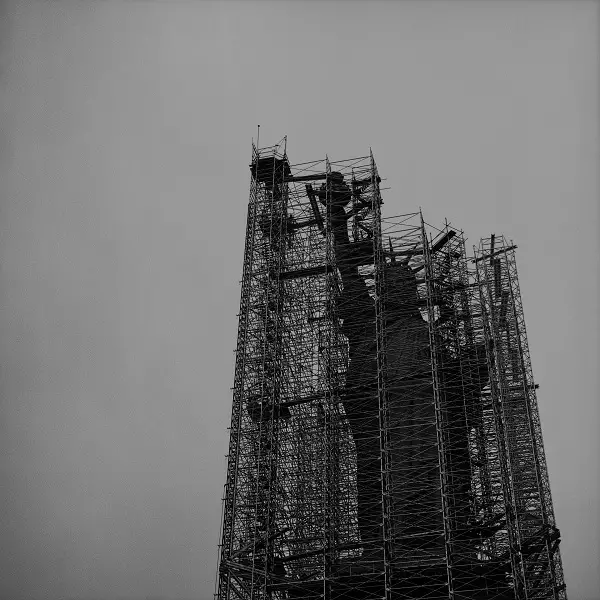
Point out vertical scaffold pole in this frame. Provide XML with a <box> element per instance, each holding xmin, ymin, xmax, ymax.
<box><xmin>371</xmin><ymin>150</ymin><xmax>393</xmax><ymax>598</ymax></box>
<box><xmin>421</xmin><ymin>214</ymin><xmax>455</xmax><ymax>599</ymax></box>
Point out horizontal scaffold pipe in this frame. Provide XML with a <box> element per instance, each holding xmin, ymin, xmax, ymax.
<box><xmin>472</xmin><ymin>245</ymin><xmax>518</xmax><ymax>263</ymax></box>
<box><xmin>273</xmin><ymin>265</ymin><xmax>334</xmax><ymax>280</ymax></box>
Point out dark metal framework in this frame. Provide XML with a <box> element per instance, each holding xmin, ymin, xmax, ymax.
<box><xmin>215</xmin><ymin>140</ymin><xmax>567</xmax><ymax>600</ymax></box>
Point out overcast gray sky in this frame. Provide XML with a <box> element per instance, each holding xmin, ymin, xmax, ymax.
<box><xmin>0</xmin><ymin>1</ymin><xmax>598</xmax><ymax>599</ymax></box>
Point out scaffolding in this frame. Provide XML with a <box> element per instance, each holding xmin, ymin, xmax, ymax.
<box><xmin>215</xmin><ymin>140</ymin><xmax>567</xmax><ymax>600</ymax></box>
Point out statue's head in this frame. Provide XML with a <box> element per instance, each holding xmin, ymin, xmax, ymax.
<box><xmin>383</xmin><ymin>261</ymin><xmax>420</xmax><ymax>317</ymax></box>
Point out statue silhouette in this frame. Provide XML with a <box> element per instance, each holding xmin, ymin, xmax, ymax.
<box><xmin>325</xmin><ymin>173</ymin><xmax>490</xmax><ymax>559</ymax></box>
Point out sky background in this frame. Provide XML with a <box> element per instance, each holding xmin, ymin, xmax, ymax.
<box><xmin>0</xmin><ymin>1</ymin><xmax>598</xmax><ymax>599</ymax></box>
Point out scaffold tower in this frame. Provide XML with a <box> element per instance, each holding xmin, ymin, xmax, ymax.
<box><xmin>215</xmin><ymin>139</ymin><xmax>567</xmax><ymax>600</ymax></box>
